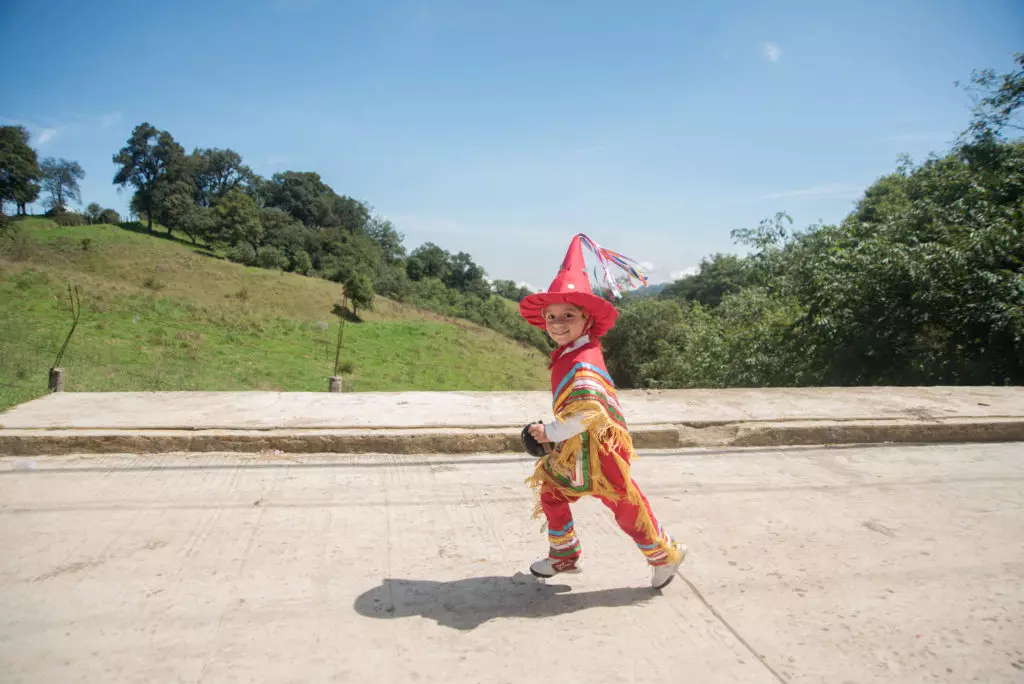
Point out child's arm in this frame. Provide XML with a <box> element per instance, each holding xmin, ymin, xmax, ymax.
<box><xmin>530</xmin><ymin>414</ymin><xmax>586</xmax><ymax>443</ymax></box>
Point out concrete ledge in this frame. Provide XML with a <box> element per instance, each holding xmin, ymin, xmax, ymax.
<box><xmin>2</xmin><ymin>417</ymin><xmax>1021</xmax><ymax>456</ymax></box>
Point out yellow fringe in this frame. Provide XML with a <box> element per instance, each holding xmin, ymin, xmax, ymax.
<box><xmin>525</xmin><ymin>399</ymin><xmax>663</xmax><ymax>548</ymax></box>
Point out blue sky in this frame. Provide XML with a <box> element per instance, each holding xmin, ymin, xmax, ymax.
<box><xmin>3</xmin><ymin>0</ymin><xmax>1021</xmax><ymax>289</ymax></box>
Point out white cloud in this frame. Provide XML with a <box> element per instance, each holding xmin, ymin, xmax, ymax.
<box><xmin>34</xmin><ymin>128</ymin><xmax>58</xmax><ymax>146</ymax></box>
<box><xmin>639</xmin><ymin>261</ymin><xmax>655</xmax><ymax>273</ymax></box>
<box><xmin>517</xmin><ymin>281</ymin><xmax>538</xmax><ymax>293</ymax></box>
<box><xmin>756</xmin><ymin>183</ymin><xmax>862</xmax><ymax>201</ymax></box>
<box><xmin>762</xmin><ymin>42</ymin><xmax>782</xmax><ymax>62</ymax></box>
<box><xmin>670</xmin><ymin>266</ymin><xmax>699</xmax><ymax>280</ymax></box>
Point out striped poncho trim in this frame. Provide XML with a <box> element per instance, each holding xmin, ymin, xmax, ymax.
<box><xmin>527</xmin><ymin>354</ymin><xmax>662</xmax><ymax>546</ymax></box>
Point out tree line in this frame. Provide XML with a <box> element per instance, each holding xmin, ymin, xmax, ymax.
<box><xmin>603</xmin><ymin>54</ymin><xmax>1024</xmax><ymax>388</ymax></box>
<box><xmin>0</xmin><ymin>121</ymin><xmax>548</xmax><ymax>350</ymax></box>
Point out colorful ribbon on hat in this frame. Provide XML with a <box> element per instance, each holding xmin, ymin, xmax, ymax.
<box><xmin>578</xmin><ymin>234</ymin><xmax>649</xmax><ymax>299</ymax></box>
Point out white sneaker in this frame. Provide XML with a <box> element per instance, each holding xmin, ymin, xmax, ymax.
<box><xmin>529</xmin><ymin>556</ymin><xmax>582</xmax><ymax>578</ymax></box>
<box><xmin>651</xmin><ymin>544</ymin><xmax>687</xmax><ymax>589</ymax></box>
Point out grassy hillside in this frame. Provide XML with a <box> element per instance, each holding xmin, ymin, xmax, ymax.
<box><xmin>0</xmin><ymin>218</ymin><xmax>549</xmax><ymax>410</ymax></box>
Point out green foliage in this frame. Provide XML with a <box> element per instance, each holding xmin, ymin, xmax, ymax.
<box><xmin>603</xmin><ymin>299</ymin><xmax>687</xmax><ymax>388</ymax></box>
<box><xmin>263</xmin><ymin>171</ymin><xmax>368</xmax><ymax>230</ymax></box>
<box><xmin>98</xmin><ymin>208</ymin><xmax>121</xmax><ymax>224</ymax></box>
<box><xmin>112</xmin><ymin>123</ymin><xmax>186</xmax><ymax>232</ymax></box>
<box><xmin>85</xmin><ymin>202</ymin><xmax>103</xmax><ymax>224</ymax></box>
<box><xmin>215</xmin><ymin>188</ymin><xmax>263</xmax><ymax>251</ymax></box>
<box><xmin>608</xmin><ymin>141</ymin><xmax>1024</xmax><ymax>388</ymax></box>
<box><xmin>257</xmin><ymin>244</ymin><xmax>289</xmax><ymax>270</ymax></box>
<box><xmin>291</xmin><ymin>249</ymin><xmax>313</xmax><ymax>275</ymax></box>
<box><xmin>50</xmin><ymin>211</ymin><xmax>86</xmax><ymax>227</ymax></box>
<box><xmin>227</xmin><ymin>242</ymin><xmax>257</xmax><ymax>266</ymax></box>
<box><xmin>344</xmin><ymin>272</ymin><xmax>375</xmax><ymax>315</ymax></box>
<box><xmin>192</xmin><ymin>147</ymin><xmax>254</xmax><ymax>207</ymax></box>
<box><xmin>153</xmin><ymin>178</ymin><xmax>207</xmax><ymax>243</ymax></box>
<box><xmin>406</xmin><ymin>242</ymin><xmax>450</xmax><ymax>281</ymax></box>
<box><xmin>958</xmin><ymin>52</ymin><xmax>1024</xmax><ymax>140</ymax></box>
<box><xmin>659</xmin><ymin>253</ymin><xmax>752</xmax><ymax>307</ymax></box>
<box><xmin>491</xmin><ymin>279</ymin><xmax>532</xmax><ymax>302</ymax></box>
<box><xmin>0</xmin><ymin>125</ymin><xmax>42</xmax><ymax>215</ymax></box>
<box><xmin>365</xmin><ymin>217</ymin><xmax>406</xmax><ymax>264</ymax></box>
<box><xmin>40</xmin><ymin>157</ymin><xmax>85</xmax><ymax>211</ymax></box>
<box><xmin>400</xmin><ymin>276</ymin><xmax>551</xmax><ymax>351</ymax></box>
<box><xmin>0</xmin><ymin>226</ymin><xmax>550</xmax><ymax>410</ymax></box>
<box><xmin>639</xmin><ymin>289</ymin><xmax>803</xmax><ymax>388</ymax></box>
<box><xmin>605</xmin><ymin>55</ymin><xmax>1024</xmax><ymax>389</ymax></box>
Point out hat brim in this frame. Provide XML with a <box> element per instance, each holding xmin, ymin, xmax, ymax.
<box><xmin>519</xmin><ymin>291</ymin><xmax>619</xmax><ymax>338</ymax></box>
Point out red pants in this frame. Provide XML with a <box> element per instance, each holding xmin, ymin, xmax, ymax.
<box><xmin>541</xmin><ymin>450</ymin><xmax>676</xmax><ymax>566</ymax></box>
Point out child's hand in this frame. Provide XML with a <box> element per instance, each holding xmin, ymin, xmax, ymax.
<box><xmin>528</xmin><ymin>423</ymin><xmax>551</xmax><ymax>443</ymax></box>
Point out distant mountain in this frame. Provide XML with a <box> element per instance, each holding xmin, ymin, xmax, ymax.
<box><xmin>625</xmin><ymin>283</ymin><xmax>668</xmax><ymax>299</ymax></box>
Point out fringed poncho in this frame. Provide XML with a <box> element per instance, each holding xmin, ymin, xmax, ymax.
<box><xmin>526</xmin><ymin>338</ymin><xmax>661</xmax><ymax>542</ymax></box>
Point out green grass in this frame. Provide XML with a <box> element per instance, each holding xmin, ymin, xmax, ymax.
<box><xmin>0</xmin><ymin>218</ymin><xmax>549</xmax><ymax>410</ymax></box>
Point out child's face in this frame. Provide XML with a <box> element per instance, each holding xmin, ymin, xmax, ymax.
<box><xmin>543</xmin><ymin>303</ymin><xmax>587</xmax><ymax>346</ymax></box>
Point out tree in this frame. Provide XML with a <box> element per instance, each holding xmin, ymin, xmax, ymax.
<box><xmin>155</xmin><ymin>182</ymin><xmax>214</xmax><ymax>245</ymax></box>
<box><xmin>344</xmin><ymin>272</ymin><xmax>375</xmax><ymax>316</ymax></box>
<box><xmin>602</xmin><ymin>299</ymin><xmax>687</xmax><ymax>388</ymax></box>
<box><xmin>406</xmin><ymin>242</ymin><xmax>451</xmax><ymax>281</ymax></box>
<box><xmin>324</xmin><ymin>229</ymin><xmax>384</xmax><ymax>285</ymax></box>
<box><xmin>84</xmin><ymin>202</ymin><xmax>103</xmax><ymax>224</ymax></box>
<box><xmin>259</xmin><ymin>206</ymin><xmax>307</xmax><ymax>260</ymax></box>
<box><xmin>318</xmin><ymin>192</ymin><xmax>369</xmax><ymax>232</ymax></box>
<box><xmin>0</xmin><ymin>125</ymin><xmax>41</xmax><ymax>216</ymax></box>
<box><xmin>98</xmin><ymin>208</ymin><xmax>121</xmax><ymax>224</ymax></box>
<box><xmin>958</xmin><ymin>52</ymin><xmax>1024</xmax><ymax>140</ymax></box>
<box><xmin>444</xmin><ymin>251</ymin><xmax>488</xmax><ymax>295</ymax></box>
<box><xmin>365</xmin><ymin>216</ymin><xmax>406</xmax><ymax>264</ymax></box>
<box><xmin>40</xmin><ymin>157</ymin><xmax>85</xmax><ymax>211</ymax></box>
<box><xmin>112</xmin><ymin>123</ymin><xmax>186</xmax><ymax>232</ymax></box>
<box><xmin>192</xmin><ymin>148</ymin><xmax>254</xmax><ymax>207</ymax></box>
<box><xmin>264</xmin><ymin>171</ymin><xmax>334</xmax><ymax>227</ymax></box>
<box><xmin>660</xmin><ymin>253</ymin><xmax>751</xmax><ymax>307</ymax></box>
<box><xmin>214</xmin><ymin>189</ymin><xmax>263</xmax><ymax>254</ymax></box>
<box><xmin>491</xmin><ymin>279</ymin><xmax>531</xmax><ymax>301</ymax></box>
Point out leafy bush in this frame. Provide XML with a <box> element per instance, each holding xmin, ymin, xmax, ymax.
<box><xmin>290</xmin><ymin>249</ymin><xmax>313</xmax><ymax>275</ymax></box>
<box><xmin>257</xmin><ymin>245</ymin><xmax>289</xmax><ymax>270</ymax></box>
<box><xmin>51</xmin><ymin>211</ymin><xmax>86</xmax><ymax>226</ymax></box>
<box><xmin>98</xmin><ymin>208</ymin><xmax>121</xmax><ymax>224</ymax></box>
<box><xmin>227</xmin><ymin>243</ymin><xmax>257</xmax><ymax>266</ymax></box>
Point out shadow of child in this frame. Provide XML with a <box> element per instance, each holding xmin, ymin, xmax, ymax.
<box><xmin>353</xmin><ymin>572</ymin><xmax>658</xmax><ymax>631</ymax></box>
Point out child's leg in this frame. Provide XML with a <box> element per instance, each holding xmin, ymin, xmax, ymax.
<box><xmin>541</xmin><ymin>486</ymin><xmax>581</xmax><ymax>562</ymax></box>
<box><xmin>597</xmin><ymin>451</ymin><xmax>682</xmax><ymax>568</ymax></box>
<box><xmin>597</xmin><ymin>481</ymin><xmax>680</xmax><ymax>566</ymax></box>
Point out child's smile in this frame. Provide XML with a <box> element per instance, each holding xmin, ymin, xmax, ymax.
<box><xmin>544</xmin><ymin>303</ymin><xmax>587</xmax><ymax>345</ymax></box>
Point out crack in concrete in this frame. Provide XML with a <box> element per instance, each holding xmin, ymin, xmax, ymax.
<box><xmin>680</xmin><ymin>572</ymin><xmax>789</xmax><ymax>684</ymax></box>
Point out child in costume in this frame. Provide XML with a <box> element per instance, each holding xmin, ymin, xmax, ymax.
<box><xmin>518</xmin><ymin>234</ymin><xmax>687</xmax><ymax>590</ymax></box>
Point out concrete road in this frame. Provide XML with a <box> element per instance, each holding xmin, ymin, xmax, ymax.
<box><xmin>1</xmin><ymin>444</ymin><xmax>1022</xmax><ymax>684</ymax></box>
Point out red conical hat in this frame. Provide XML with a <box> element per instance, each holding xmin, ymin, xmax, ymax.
<box><xmin>519</xmin><ymin>234</ymin><xmax>647</xmax><ymax>338</ymax></box>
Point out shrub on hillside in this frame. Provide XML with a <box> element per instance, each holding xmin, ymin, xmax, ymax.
<box><xmin>50</xmin><ymin>211</ymin><xmax>86</xmax><ymax>227</ymax></box>
<box><xmin>98</xmin><ymin>209</ymin><xmax>121</xmax><ymax>224</ymax></box>
<box><xmin>257</xmin><ymin>245</ymin><xmax>289</xmax><ymax>270</ymax></box>
<box><xmin>290</xmin><ymin>249</ymin><xmax>313</xmax><ymax>275</ymax></box>
<box><xmin>227</xmin><ymin>243</ymin><xmax>257</xmax><ymax>266</ymax></box>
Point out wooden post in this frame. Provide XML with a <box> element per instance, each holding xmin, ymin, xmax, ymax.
<box><xmin>48</xmin><ymin>367</ymin><xmax>65</xmax><ymax>392</ymax></box>
<box><xmin>329</xmin><ymin>376</ymin><xmax>343</xmax><ymax>393</ymax></box>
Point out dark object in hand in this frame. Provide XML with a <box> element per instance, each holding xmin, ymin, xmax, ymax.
<box><xmin>521</xmin><ymin>422</ymin><xmax>550</xmax><ymax>458</ymax></box>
